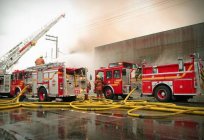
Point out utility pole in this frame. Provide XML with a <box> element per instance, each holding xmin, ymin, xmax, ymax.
<box><xmin>51</xmin><ymin>48</ymin><xmax>53</xmax><ymax>62</ymax></box>
<box><xmin>45</xmin><ymin>52</ymin><xmax>48</xmax><ymax>62</ymax></box>
<box><xmin>45</xmin><ymin>35</ymin><xmax>58</xmax><ymax>59</ymax></box>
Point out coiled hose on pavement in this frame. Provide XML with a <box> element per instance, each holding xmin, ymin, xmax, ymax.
<box><xmin>0</xmin><ymin>86</ymin><xmax>204</xmax><ymax>118</ymax></box>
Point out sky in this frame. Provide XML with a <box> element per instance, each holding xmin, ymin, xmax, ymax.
<box><xmin>0</xmin><ymin>0</ymin><xmax>204</xmax><ymax>74</ymax></box>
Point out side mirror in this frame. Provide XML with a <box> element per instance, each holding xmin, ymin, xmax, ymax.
<box><xmin>90</xmin><ymin>74</ymin><xmax>92</xmax><ymax>81</ymax></box>
<box><xmin>11</xmin><ymin>75</ymin><xmax>14</xmax><ymax>80</ymax></box>
<box><xmin>178</xmin><ymin>58</ymin><xmax>184</xmax><ymax>71</ymax></box>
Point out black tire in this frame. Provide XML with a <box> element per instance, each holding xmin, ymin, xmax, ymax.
<box><xmin>104</xmin><ymin>87</ymin><xmax>114</xmax><ymax>99</ymax></box>
<box><xmin>154</xmin><ymin>85</ymin><xmax>171</xmax><ymax>102</ymax></box>
<box><xmin>121</xmin><ymin>95</ymin><xmax>127</xmax><ymax>99</ymax></box>
<box><xmin>38</xmin><ymin>87</ymin><xmax>48</xmax><ymax>102</ymax></box>
<box><xmin>63</xmin><ymin>96</ymin><xmax>76</xmax><ymax>102</ymax></box>
<box><xmin>70</xmin><ymin>96</ymin><xmax>76</xmax><ymax>101</ymax></box>
<box><xmin>8</xmin><ymin>94</ymin><xmax>13</xmax><ymax>98</ymax></box>
<box><xmin>14</xmin><ymin>89</ymin><xmax>20</xmax><ymax>98</ymax></box>
<box><xmin>173</xmin><ymin>96</ymin><xmax>192</xmax><ymax>102</ymax></box>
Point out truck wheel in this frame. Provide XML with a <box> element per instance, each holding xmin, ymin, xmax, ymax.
<box><xmin>154</xmin><ymin>85</ymin><xmax>171</xmax><ymax>102</ymax></box>
<box><xmin>104</xmin><ymin>87</ymin><xmax>114</xmax><ymax>99</ymax></box>
<box><xmin>173</xmin><ymin>96</ymin><xmax>192</xmax><ymax>102</ymax></box>
<box><xmin>121</xmin><ymin>95</ymin><xmax>127</xmax><ymax>99</ymax></box>
<box><xmin>14</xmin><ymin>89</ymin><xmax>20</xmax><ymax>97</ymax></box>
<box><xmin>38</xmin><ymin>88</ymin><xmax>48</xmax><ymax>102</ymax></box>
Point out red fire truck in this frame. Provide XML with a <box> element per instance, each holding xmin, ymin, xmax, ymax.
<box><xmin>141</xmin><ymin>54</ymin><xmax>203</xmax><ymax>102</ymax></box>
<box><xmin>10</xmin><ymin>62</ymin><xmax>89</xmax><ymax>101</ymax></box>
<box><xmin>95</xmin><ymin>54</ymin><xmax>203</xmax><ymax>102</ymax></box>
<box><xmin>95</xmin><ymin>62</ymin><xmax>138</xmax><ymax>99</ymax></box>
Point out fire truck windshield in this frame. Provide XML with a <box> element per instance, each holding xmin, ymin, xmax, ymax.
<box><xmin>109</xmin><ymin>62</ymin><xmax>137</xmax><ymax>69</ymax></box>
<box><xmin>66</xmin><ymin>68</ymin><xmax>86</xmax><ymax>76</ymax></box>
<box><xmin>75</xmin><ymin>68</ymin><xmax>86</xmax><ymax>76</ymax></box>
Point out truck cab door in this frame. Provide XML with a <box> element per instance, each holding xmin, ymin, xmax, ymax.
<box><xmin>112</xmin><ymin>69</ymin><xmax>122</xmax><ymax>94</ymax></box>
<box><xmin>105</xmin><ymin>70</ymin><xmax>113</xmax><ymax>85</ymax></box>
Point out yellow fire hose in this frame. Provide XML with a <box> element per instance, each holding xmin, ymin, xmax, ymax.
<box><xmin>0</xmin><ymin>86</ymin><xmax>204</xmax><ymax>118</ymax></box>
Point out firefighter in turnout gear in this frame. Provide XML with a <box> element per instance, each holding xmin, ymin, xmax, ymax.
<box><xmin>95</xmin><ymin>75</ymin><xmax>104</xmax><ymax>99</ymax></box>
<box><xmin>35</xmin><ymin>56</ymin><xmax>45</xmax><ymax>66</ymax></box>
<box><xmin>84</xmin><ymin>80</ymin><xmax>91</xmax><ymax>100</ymax></box>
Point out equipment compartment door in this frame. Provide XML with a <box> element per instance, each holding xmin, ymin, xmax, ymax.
<box><xmin>32</xmin><ymin>73</ymin><xmax>37</xmax><ymax>94</ymax></box>
<box><xmin>49</xmin><ymin>71</ymin><xmax>58</xmax><ymax>95</ymax></box>
<box><xmin>0</xmin><ymin>75</ymin><xmax>11</xmax><ymax>93</ymax></box>
<box><xmin>0</xmin><ymin>75</ymin><xmax>4</xmax><ymax>92</ymax></box>
<box><xmin>174</xmin><ymin>79</ymin><xmax>195</xmax><ymax>94</ymax></box>
<box><xmin>4</xmin><ymin>75</ymin><xmax>11</xmax><ymax>93</ymax></box>
<box><xmin>37</xmin><ymin>69</ymin><xmax>43</xmax><ymax>84</ymax></box>
<box><xmin>66</xmin><ymin>74</ymin><xmax>75</xmax><ymax>96</ymax></box>
<box><xmin>122</xmin><ymin>69</ymin><xmax>131</xmax><ymax>94</ymax></box>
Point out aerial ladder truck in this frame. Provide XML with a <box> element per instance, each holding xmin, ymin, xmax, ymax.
<box><xmin>0</xmin><ymin>14</ymin><xmax>65</xmax><ymax>96</ymax></box>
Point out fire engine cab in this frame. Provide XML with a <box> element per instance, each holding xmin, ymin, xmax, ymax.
<box><xmin>141</xmin><ymin>54</ymin><xmax>204</xmax><ymax>102</ymax></box>
<box><xmin>95</xmin><ymin>62</ymin><xmax>138</xmax><ymax>99</ymax></box>
<box><xmin>10</xmin><ymin>69</ymin><xmax>32</xmax><ymax>97</ymax></box>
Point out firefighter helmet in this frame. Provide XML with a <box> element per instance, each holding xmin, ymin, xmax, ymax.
<box><xmin>96</xmin><ymin>75</ymin><xmax>101</xmax><ymax>79</ymax></box>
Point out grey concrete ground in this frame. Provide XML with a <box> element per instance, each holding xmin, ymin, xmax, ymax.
<box><xmin>0</xmin><ymin>91</ymin><xmax>204</xmax><ymax>140</ymax></box>
<box><xmin>0</xmin><ymin>106</ymin><xmax>204</xmax><ymax>140</ymax></box>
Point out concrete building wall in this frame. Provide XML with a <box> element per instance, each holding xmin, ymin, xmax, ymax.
<box><xmin>94</xmin><ymin>22</ymin><xmax>204</xmax><ymax>68</ymax></box>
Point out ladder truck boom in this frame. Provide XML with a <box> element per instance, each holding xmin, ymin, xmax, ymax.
<box><xmin>0</xmin><ymin>13</ymin><xmax>65</xmax><ymax>73</ymax></box>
